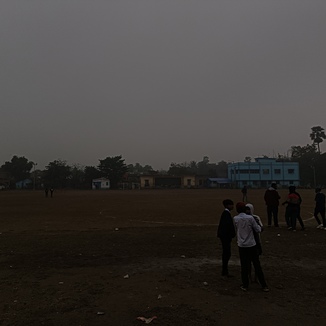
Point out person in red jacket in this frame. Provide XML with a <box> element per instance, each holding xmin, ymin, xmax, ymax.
<box><xmin>264</xmin><ymin>183</ymin><xmax>281</xmax><ymax>227</ymax></box>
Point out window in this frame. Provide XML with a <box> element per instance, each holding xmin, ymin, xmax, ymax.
<box><xmin>262</xmin><ymin>169</ymin><xmax>270</xmax><ymax>174</ymax></box>
<box><xmin>274</xmin><ymin>169</ymin><xmax>281</xmax><ymax>174</ymax></box>
<box><xmin>238</xmin><ymin>169</ymin><xmax>260</xmax><ymax>174</ymax></box>
<box><xmin>288</xmin><ymin>169</ymin><xmax>295</xmax><ymax>174</ymax></box>
<box><xmin>144</xmin><ymin>179</ymin><xmax>150</xmax><ymax>187</ymax></box>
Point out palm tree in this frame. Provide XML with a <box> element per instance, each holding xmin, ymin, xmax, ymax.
<box><xmin>310</xmin><ymin>126</ymin><xmax>326</xmax><ymax>154</ymax></box>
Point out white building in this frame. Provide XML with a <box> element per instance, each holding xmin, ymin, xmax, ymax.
<box><xmin>92</xmin><ymin>178</ymin><xmax>110</xmax><ymax>190</ymax></box>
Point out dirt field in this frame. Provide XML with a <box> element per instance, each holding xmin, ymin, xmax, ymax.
<box><xmin>1</xmin><ymin>189</ymin><xmax>325</xmax><ymax>326</ymax></box>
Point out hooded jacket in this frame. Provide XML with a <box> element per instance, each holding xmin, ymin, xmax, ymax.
<box><xmin>264</xmin><ymin>187</ymin><xmax>281</xmax><ymax>206</ymax></box>
<box><xmin>234</xmin><ymin>212</ymin><xmax>261</xmax><ymax>248</ymax></box>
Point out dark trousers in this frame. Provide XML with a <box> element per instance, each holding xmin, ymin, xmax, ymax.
<box><xmin>238</xmin><ymin>246</ymin><xmax>267</xmax><ymax>288</ymax></box>
<box><xmin>267</xmin><ymin>205</ymin><xmax>279</xmax><ymax>226</ymax></box>
<box><xmin>286</xmin><ymin>207</ymin><xmax>304</xmax><ymax>230</ymax></box>
<box><xmin>221</xmin><ymin>238</ymin><xmax>232</xmax><ymax>275</ymax></box>
<box><xmin>314</xmin><ymin>207</ymin><xmax>326</xmax><ymax>226</ymax></box>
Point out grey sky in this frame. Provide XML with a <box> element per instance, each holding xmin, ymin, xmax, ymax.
<box><xmin>1</xmin><ymin>1</ymin><xmax>325</xmax><ymax>170</ymax></box>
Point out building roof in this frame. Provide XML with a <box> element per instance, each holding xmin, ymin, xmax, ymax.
<box><xmin>207</xmin><ymin>178</ymin><xmax>231</xmax><ymax>183</ymax></box>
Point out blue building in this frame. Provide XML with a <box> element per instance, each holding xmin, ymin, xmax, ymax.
<box><xmin>227</xmin><ymin>157</ymin><xmax>300</xmax><ymax>188</ymax></box>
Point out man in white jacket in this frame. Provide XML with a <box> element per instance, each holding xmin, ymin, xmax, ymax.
<box><xmin>234</xmin><ymin>202</ymin><xmax>269</xmax><ymax>292</ymax></box>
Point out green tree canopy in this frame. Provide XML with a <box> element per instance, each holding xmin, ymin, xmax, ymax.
<box><xmin>43</xmin><ymin>160</ymin><xmax>71</xmax><ymax>188</ymax></box>
<box><xmin>1</xmin><ymin>155</ymin><xmax>34</xmax><ymax>186</ymax></box>
<box><xmin>84</xmin><ymin>166</ymin><xmax>102</xmax><ymax>188</ymax></box>
<box><xmin>310</xmin><ymin>126</ymin><xmax>326</xmax><ymax>154</ymax></box>
<box><xmin>98</xmin><ymin>155</ymin><xmax>128</xmax><ymax>188</ymax></box>
<box><xmin>291</xmin><ymin>144</ymin><xmax>319</xmax><ymax>186</ymax></box>
<box><xmin>127</xmin><ymin>163</ymin><xmax>153</xmax><ymax>174</ymax></box>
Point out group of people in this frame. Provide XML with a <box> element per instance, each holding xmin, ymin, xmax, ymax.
<box><xmin>217</xmin><ymin>199</ymin><xmax>269</xmax><ymax>292</ymax></box>
<box><xmin>218</xmin><ymin>184</ymin><xmax>326</xmax><ymax>292</ymax></box>
<box><xmin>263</xmin><ymin>183</ymin><xmax>325</xmax><ymax>231</ymax></box>
<box><xmin>44</xmin><ymin>187</ymin><xmax>54</xmax><ymax>198</ymax></box>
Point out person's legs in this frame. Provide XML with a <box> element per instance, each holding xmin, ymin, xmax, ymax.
<box><xmin>321</xmin><ymin>208</ymin><xmax>326</xmax><ymax>227</ymax></box>
<box><xmin>267</xmin><ymin>206</ymin><xmax>272</xmax><ymax>226</ymax></box>
<box><xmin>221</xmin><ymin>239</ymin><xmax>231</xmax><ymax>276</ymax></box>
<box><xmin>272</xmin><ymin>206</ymin><xmax>279</xmax><ymax>227</ymax></box>
<box><xmin>314</xmin><ymin>207</ymin><xmax>322</xmax><ymax>225</ymax></box>
<box><xmin>285</xmin><ymin>206</ymin><xmax>291</xmax><ymax>228</ymax></box>
<box><xmin>297</xmin><ymin>207</ymin><xmax>304</xmax><ymax>229</ymax></box>
<box><xmin>291</xmin><ymin>211</ymin><xmax>297</xmax><ymax>230</ymax></box>
<box><xmin>239</xmin><ymin>247</ymin><xmax>250</xmax><ymax>288</ymax></box>
<box><xmin>250</xmin><ymin>247</ymin><xmax>268</xmax><ymax>289</ymax></box>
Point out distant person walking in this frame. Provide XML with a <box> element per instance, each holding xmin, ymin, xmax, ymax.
<box><xmin>241</xmin><ymin>186</ymin><xmax>248</xmax><ymax>202</ymax></box>
<box><xmin>217</xmin><ymin>199</ymin><xmax>236</xmax><ymax>277</ymax></box>
<box><xmin>45</xmin><ymin>188</ymin><xmax>49</xmax><ymax>198</ymax></box>
<box><xmin>314</xmin><ymin>188</ymin><xmax>326</xmax><ymax>229</ymax></box>
<box><xmin>234</xmin><ymin>202</ymin><xmax>269</xmax><ymax>292</ymax></box>
<box><xmin>50</xmin><ymin>188</ymin><xmax>54</xmax><ymax>198</ymax></box>
<box><xmin>264</xmin><ymin>183</ymin><xmax>281</xmax><ymax>227</ymax></box>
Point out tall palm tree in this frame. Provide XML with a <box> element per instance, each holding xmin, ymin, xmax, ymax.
<box><xmin>310</xmin><ymin>126</ymin><xmax>326</xmax><ymax>154</ymax></box>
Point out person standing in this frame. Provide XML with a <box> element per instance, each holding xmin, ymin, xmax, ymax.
<box><xmin>241</xmin><ymin>186</ymin><xmax>248</xmax><ymax>202</ymax></box>
<box><xmin>264</xmin><ymin>183</ymin><xmax>281</xmax><ymax>227</ymax></box>
<box><xmin>282</xmin><ymin>186</ymin><xmax>304</xmax><ymax>231</ymax></box>
<box><xmin>234</xmin><ymin>202</ymin><xmax>269</xmax><ymax>292</ymax></box>
<box><xmin>50</xmin><ymin>188</ymin><xmax>54</xmax><ymax>198</ymax></box>
<box><xmin>293</xmin><ymin>187</ymin><xmax>305</xmax><ymax>230</ymax></box>
<box><xmin>245</xmin><ymin>203</ymin><xmax>263</xmax><ymax>283</ymax></box>
<box><xmin>314</xmin><ymin>188</ymin><xmax>326</xmax><ymax>229</ymax></box>
<box><xmin>217</xmin><ymin>199</ymin><xmax>236</xmax><ymax>277</ymax></box>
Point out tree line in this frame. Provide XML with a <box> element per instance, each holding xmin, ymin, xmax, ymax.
<box><xmin>1</xmin><ymin>126</ymin><xmax>325</xmax><ymax>189</ymax></box>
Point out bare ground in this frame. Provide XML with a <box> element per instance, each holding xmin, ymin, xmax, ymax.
<box><xmin>0</xmin><ymin>189</ymin><xmax>325</xmax><ymax>325</ymax></box>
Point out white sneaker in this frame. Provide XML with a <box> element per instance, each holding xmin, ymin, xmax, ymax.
<box><xmin>317</xmin><ymin>224</ymin><xmax>323</xmax><ymax>229</ymax></box>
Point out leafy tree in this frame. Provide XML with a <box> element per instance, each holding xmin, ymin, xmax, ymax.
<box><xmin>127</xmin><ymin>163</ymin><xmax>153</xmax><ymax>174</ymax></box>
<box><xmin>69</xmin><ymin>164</ymin><xmax>85</xmax><ymax>189</ymax></box>
<box><xmin>310</xmin><ymin>126</ymin><xmax>326</xmax><ymax>154</ymax></box>
<box><xmin>216</xmin><ymin>161</ymin><xmax>228</xmax><ymax>178</ymax></box>
<box><xmin>291</xmin><ymin>145</ymin><xmax>319</xmax><ymax>186</ymax></box>
<box><xmin>98</xmin><ymin>155</ymin><xmax>128</xmax><ymax>189</ymax></box>
<box><xmin>43</xmin><ymin>160</ymin><xmax>71</xmax><ymax>188</ymax></box>
<box><xmin>168</xmin><ymin>162</ymin><xmax>192</xmax><ymax>175</ymax></box>
<box><xmin>1</xmin><ymin>156</ymin><xmax>34</xmax><ymax>187</ymax></box>
<box><xmin>84</xmin><ymin>166</ymin><xmax>102</xmax><ymax>188</ymax></box>
<box><xmin>291</xmin><ymin>144</ymin><xmax>316</xmax><ymax>159</ymax></box>
<box><xmin>197</xmin><ymin>156</ymin><xmax>210</xmax><ymax>175</ymax></box>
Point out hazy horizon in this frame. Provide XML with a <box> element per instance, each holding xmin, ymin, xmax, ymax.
<box><xmin>1</xmin><ymin>1</ymin><xmax>325</xmax><ymax>170</ymax></box>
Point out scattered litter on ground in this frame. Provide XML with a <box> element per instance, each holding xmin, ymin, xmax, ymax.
<box><xmin>136</xmin><ymin>316</ymin><xmax>157</xmax><ymax>324</ymax></box>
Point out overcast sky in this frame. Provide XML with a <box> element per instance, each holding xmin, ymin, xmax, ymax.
<box><xmin>1</xmin><ymin>1</ymin><xmax>325</xmax><ymax>170</ymax></box>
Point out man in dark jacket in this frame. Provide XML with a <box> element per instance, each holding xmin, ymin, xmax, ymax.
<box><xmin>264</xmin><ymin>183</ymin><xmax>281</xmax><ymax>227</ymax></box>
<box><xmin>217</xmin><ymin>199</ymin><xmax>236</xmax><ymax>277</ymax></box>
